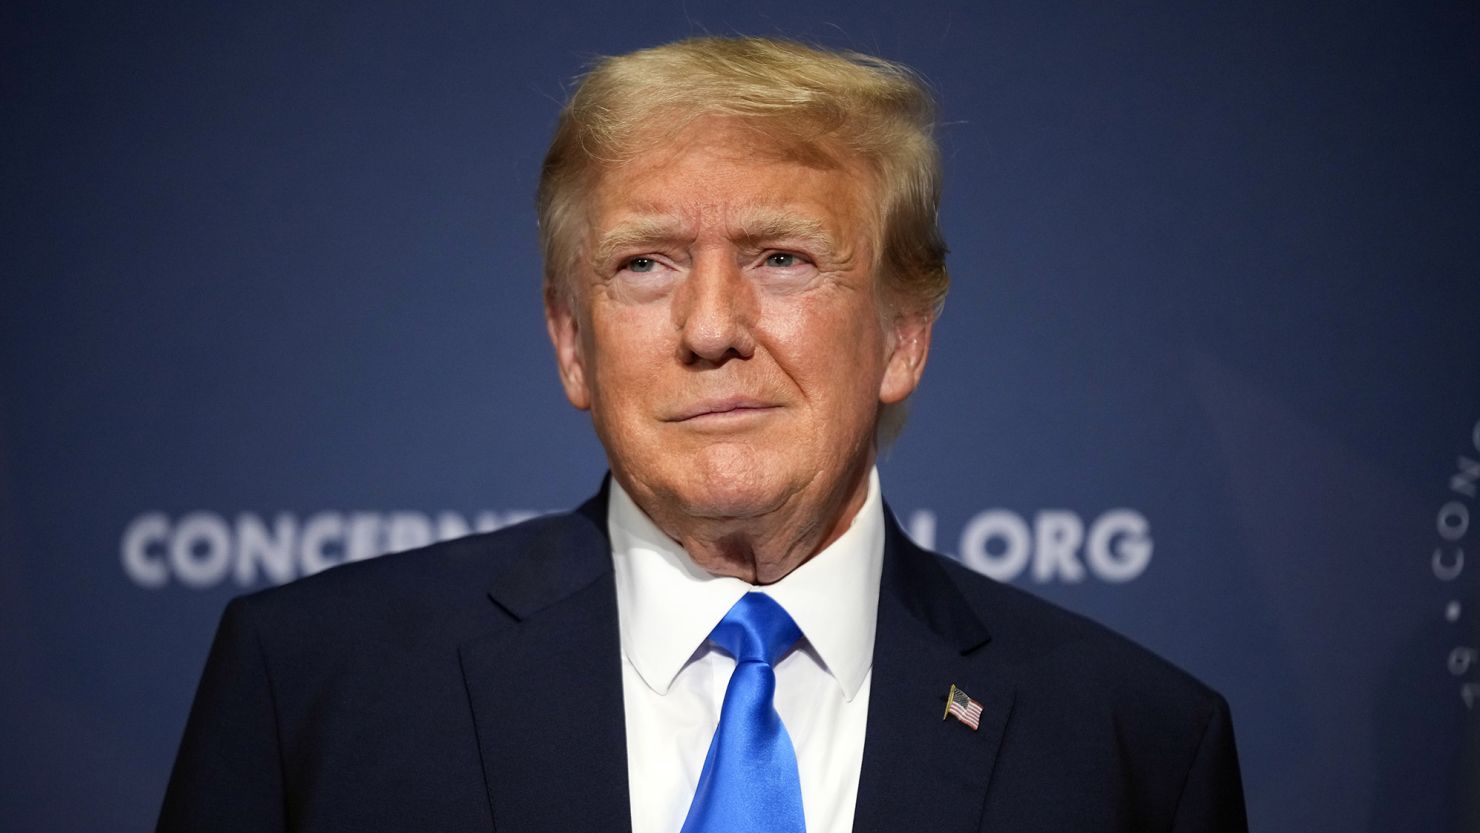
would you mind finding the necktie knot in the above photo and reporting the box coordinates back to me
[710,592,801,665]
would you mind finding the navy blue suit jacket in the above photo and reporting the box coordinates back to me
[158,488,1247,832]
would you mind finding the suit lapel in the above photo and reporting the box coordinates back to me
[459,491,633,833]
[456,491,1014,833]
[852,511,1015,833]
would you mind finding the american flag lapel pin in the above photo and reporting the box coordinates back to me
[943,683,983,731]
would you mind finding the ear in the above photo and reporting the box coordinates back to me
[545,291,592,411]
[879,309,933,405]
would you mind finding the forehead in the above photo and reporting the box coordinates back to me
[584,117,880,242]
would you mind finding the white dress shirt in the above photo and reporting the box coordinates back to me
[609,469,885,833]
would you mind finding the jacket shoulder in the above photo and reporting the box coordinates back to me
[922,551,1247,829]
[931,548,1227,716]
[226,507,607,642]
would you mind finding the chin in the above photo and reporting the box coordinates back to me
[667,446,794,520]
[676,486,783,521]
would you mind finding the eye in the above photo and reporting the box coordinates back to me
[764,252,800,268]
[624,256,658,273]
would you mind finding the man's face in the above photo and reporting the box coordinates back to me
[547,117,930,541]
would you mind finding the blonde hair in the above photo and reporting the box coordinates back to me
[537,36,949,319]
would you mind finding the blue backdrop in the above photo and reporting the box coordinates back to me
[3,1,1478,830]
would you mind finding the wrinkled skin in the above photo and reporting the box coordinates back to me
[546,117,932,583]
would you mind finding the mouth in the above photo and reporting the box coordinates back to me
[667,397,779,423]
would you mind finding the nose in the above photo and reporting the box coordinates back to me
[672,253,755,365]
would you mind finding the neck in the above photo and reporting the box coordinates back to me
[631,459,874,585]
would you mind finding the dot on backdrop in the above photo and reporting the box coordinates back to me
[1,1,1477,830]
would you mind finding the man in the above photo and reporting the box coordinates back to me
[159,37,1247,833]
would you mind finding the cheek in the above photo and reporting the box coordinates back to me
[763,285,872,344]
[763,296,889,404]
[586,305,672,404]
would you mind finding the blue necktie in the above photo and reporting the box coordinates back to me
[680,592,806,833]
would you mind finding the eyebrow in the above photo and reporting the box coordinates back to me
[591,217,690,271]
[591,209,846,272]
[731,210,841,261]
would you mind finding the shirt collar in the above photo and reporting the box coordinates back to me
[608,469,884,703]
